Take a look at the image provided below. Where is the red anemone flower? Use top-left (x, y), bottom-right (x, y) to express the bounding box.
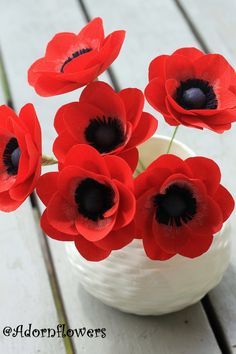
top-left (135, 154), bottom-right (234, 260)
top-left (37, 144), bottom-right (136, 261)
top-left (0, 104), bottom-right (41, 211)
top-left (145, 47), bottom-right (236, 133)
top-left (53, 81), bottom-right (158, 171)
top-left (28, 18), bottom-right (125, 96)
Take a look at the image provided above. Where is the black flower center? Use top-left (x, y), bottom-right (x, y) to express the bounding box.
top-left (3, 137), bottom-right (21, 176)
top-left (84, 116), bottom-right (125, 153)
top-left (75, 178), bottom-right (115, 221)
top-left (154, 183), bottom-right (197, 227)
top-left (176, 79), bottom-right (217, 110)
top-left (60, 48), bottom-right (92, 73)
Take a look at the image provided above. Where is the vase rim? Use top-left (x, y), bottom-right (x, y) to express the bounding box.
top-left (153, 133), bottom-right (196, 157)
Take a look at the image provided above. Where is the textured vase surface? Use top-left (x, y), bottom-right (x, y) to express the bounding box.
top-left (65, 135), bottom-right (231, 315)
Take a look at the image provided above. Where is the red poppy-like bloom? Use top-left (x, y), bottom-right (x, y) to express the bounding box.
top-left (53, 81), bottom-right (158, 171)
top-left (145, 47), bottom-right (236, 133)
top-left (0, 104), bottom-right (41, 212)
top-left (135, 154), bottom-right (234, 260)
top-left (37, 144), bottom-right (136, 261)
top-left (28, 18), bottom-right (125, 97)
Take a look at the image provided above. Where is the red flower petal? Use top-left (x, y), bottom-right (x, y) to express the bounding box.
top-left (97, 30), bottom-right (126, 72)
top-left (45, 32), bottom-right (77, 59)
top-left (36, 172), bottom-right (59, 206)
top-left (28, 58), bottom-right (61, 86)
top-left (95, 221), bottom-right (135, 250)
top-left (80, 81), bottom-right (126, 124)
top-left (64, 144), bottom-right (110, 177)
top-left (143, 234), bottom-right (174, 260)
top-left (0, 170), bottom-right (15, 193)
top-left (178, 232), bottom-right (213, 258)
top-left (41, 67), bottom-right (102, 96)
top-left (77, 17), bottom-right (104, 46)
top-left (118, 88), bottom-right (144, 129)
top-left (127, 112), bottom-right (158, 148)
top-left (54, 102), bottom-right (72, 134)
top-left (149, 55), bottom-right (168, 81)
top-left (145, 78), bottom-right (170, 116)
top-left (10, 162), bottom-right (41, 201)
top-left (19, 104), bottom-right (41, 150)
top-left (189, 196), bottom-right (223, 235)
top-left (135, 168), bottom-right (171, 199)
top-left (53, 131), bottom-right (78, 163)
top-left (62, 102), bottom-right (104, 142)
top-left (32, 75), bottom-right (77, 96)
top-left (15, 133), bottom-right (39, 184)
top-left (117, 148), bottom-right (139, 173)
top-left (214, 185), bottom-right (235, 222)
top-left (135, 188), bottom-right (157, 237)
top-left (0, 191), bottom-right (22, 212)
top-left (47, 193), bottom-right (78, 235)
top-left (41, 209), bottom-right (74, 241)
top-left (103, 155), bottom-right (134, 190)
top-left (172, 47), bottom-right (204, 62)
top-left (202, 110), bottom-right (236, 124)
top-left (165, 54), bottom-right (194, 81)
top-left (147, 154), bottom-right (192, 176)
top-left (75, 212), bottom-right (116, 241)
top-left (185, 157), bottom-right (221, 195)
top-left (62, 49), bottom-right (99, 74)
top-left (163, 113), bottom-right (181, 126)
top-left (194, 54), bottom-right (234, 85)
top-left (216, 88), bottom-right (236, 110)
top-left (113, 180), bottom-right (136, 229)
top-left (153, 217), bottom-right (192, 254)
top-left (74, 235), bottom-right (111, 261)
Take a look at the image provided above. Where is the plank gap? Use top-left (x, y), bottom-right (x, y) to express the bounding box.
top-left (0, 50), bottom-right (14, 106)
top-left (30, 193), bottom-right (76, 354)
top-left (201, 295), bottom-right (233, 354)
top-left (77, 0), bottom-right (121, 91)
top-left (173, 0), bottom-right (210, 53)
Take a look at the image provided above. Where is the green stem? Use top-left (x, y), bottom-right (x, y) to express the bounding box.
top-left (42, 155), bottom-right (58, 166)
top-left (166, 126), bottom-right (179, 154)
top-left (138, 159), bottom-right (145, 171)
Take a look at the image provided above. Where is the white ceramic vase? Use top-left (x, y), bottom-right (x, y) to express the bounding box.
top-left (65, 135), bottom-right (231, 315)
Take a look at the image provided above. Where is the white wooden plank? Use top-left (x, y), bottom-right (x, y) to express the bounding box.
top-left (173, 1), bottom-right (236, 351)
top-left (0, 59), bottom-right (66, 353)
top-left (0, 0), bottom-right (224, 353)
top-left (0, 203), bottom-right (66, 354)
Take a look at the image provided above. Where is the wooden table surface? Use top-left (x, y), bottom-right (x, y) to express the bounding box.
top-left (0, 0), bottom-right (235, 353)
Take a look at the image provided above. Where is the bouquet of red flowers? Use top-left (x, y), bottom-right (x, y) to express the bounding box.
top-left (0, 18), bottom-right (234, 262)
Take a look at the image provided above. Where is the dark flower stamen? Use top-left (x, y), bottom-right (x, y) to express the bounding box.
top-left (75, 178), bottom-right (115, 221)
top-left (3, 137), bottom-right (21, 176)
top-left (154, 184), bottom-right (197, 227)
top-left (176, 79), bottom-right (217, 110)
top-left (84, 116), bottom-right (125, 153)
top-left (60, 48), bottom-right (92, 73)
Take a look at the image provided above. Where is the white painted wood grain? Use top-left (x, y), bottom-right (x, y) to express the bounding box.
top-left (0, 201), bottom-right (66, 354)
top-left (0, 0), bottom-right (225, 352)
